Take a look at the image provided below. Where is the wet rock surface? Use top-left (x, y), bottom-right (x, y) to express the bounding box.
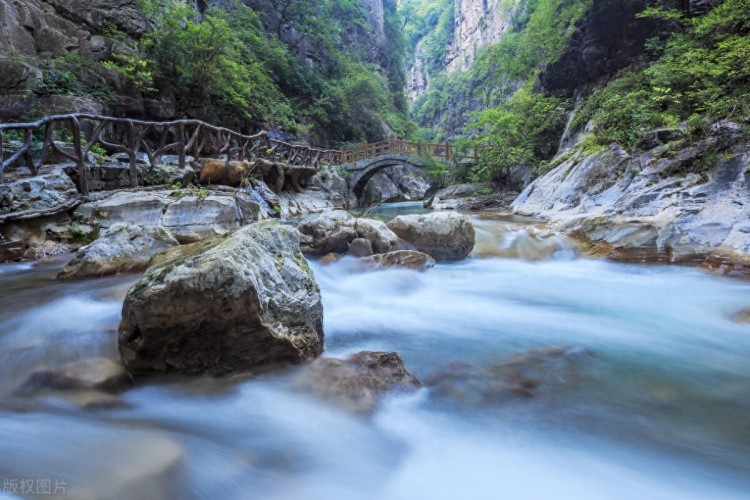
top-left (360, 250), bottom-right (436, 271)
top-left (290, 351), bottom-right (421, 412)
top-left (513, 130), bottom-right (750, 272)
top-left (297, 211), bottom-right (400, 256)
top-left (58, 223), bottom-right (179, 280)
top-left (425, 346), bottom-right (591, 406)
top-left (118, 222), bottom-right (324, 375)
top-left (18, 357), bottom-right (131, 395)
top-left (387, 211), bottom-right (475, 261)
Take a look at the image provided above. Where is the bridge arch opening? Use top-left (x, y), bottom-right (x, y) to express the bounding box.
top-left (349, 156), bottom-right (428, 203)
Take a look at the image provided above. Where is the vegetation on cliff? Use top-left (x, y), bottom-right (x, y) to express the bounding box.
top-left (407, 0), bottom-right (749, 184)
top-left (92, 0), bottom-right (412, 144)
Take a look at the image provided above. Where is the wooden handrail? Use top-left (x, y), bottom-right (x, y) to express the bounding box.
top-left (0, 114), bottom-right (342, 194)
top-left (0, 114), bottom-right (479, 196)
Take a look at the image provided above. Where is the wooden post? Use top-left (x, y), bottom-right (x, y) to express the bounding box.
top-left (71, 118), bottom-right (89, 195)
top-left (445, 142), bottom-right (451, 161)
top-left (363, 140), bottom-right (368, 160)
top-left (0, 130), bottom-right (4, 181)
top-left (23, 129), bottom-right (36, 174)
top-left (193, 125), bottom-right (201, 162)
top-left (178, 123), bottom-right (186, 169)
top-left (127, 121), bottom-right (138, 188)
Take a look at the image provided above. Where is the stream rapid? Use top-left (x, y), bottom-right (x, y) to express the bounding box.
top-left (1, 202), bottom-right (750, 499)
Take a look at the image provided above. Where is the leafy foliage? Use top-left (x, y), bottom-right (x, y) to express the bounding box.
top-left (102, 0), bottom-right (412, 143)
top-left (471, 84), bottom-right (568, 182)
top-left (575, 0), bottom-right (750, 150)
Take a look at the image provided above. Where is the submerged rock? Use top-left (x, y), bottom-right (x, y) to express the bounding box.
top-left (387, 212), bottom-right (475, 261)
top-left (425, 346), bottom-right (590, 406)
top-left (118, 222), bottom-right (324, 375)
top-left (18, 357), bottom-right (131, 395)
top-left (361, 250), bottom-right (436, 271)
top-left (291, 351), bottom-right (421, 412)
top-left (318, 252), bottom-right (343, 265)
top-left (58, 223), bottom-right (179, 280)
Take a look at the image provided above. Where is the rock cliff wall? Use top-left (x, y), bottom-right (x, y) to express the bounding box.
top-left (445, 0), bottom-right (518, 73)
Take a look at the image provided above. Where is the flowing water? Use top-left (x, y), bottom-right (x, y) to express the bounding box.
top-left (1, 202), bottom-right (750, 499)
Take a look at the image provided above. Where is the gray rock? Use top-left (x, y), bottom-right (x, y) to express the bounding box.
top-left (17, 357), bottom-right (130, 395)
top-left (118, 222), bottom-right (324, 375)
top-left (425, 183), bottom-right (515, 211)
top-left (58, 223), bottom-right (179, 280)
top-left (290, 351), bottom-right (421, 412)
top-left (361, 250), bottom-right (436, 271)
top-left (0, 166), bottom-right (79, 218)
top-left (387, 212), bottom-right (476, 261)
top-left (354, 218), bottom-right (399, 253)
top-left (76, 189), bottom-right (261, 243)
top-left (361, 165), bottom-right (430, 205)
top-left (161, 194), bottom-right (243, 243)
top-left (297, 211), bottom-right (401, 256)
top-left (297, 210), bottom-right (357, 255)
top-left (348, 238), bottom-right (374, 257)
top-left (512, 140), bottom-right (750, 271)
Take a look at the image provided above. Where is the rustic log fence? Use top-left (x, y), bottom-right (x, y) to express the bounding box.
top-left (0, 114), bottom-right (478, 195)
top-left (0, 114), bottom-right (341, 195)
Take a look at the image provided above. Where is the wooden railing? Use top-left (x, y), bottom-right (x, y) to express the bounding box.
top-left (0, 114), bottom-right (341, 195)
top-left (0, 114), bottom-right (477, 195)
top-left (339, 137), bottom-right (478, 165)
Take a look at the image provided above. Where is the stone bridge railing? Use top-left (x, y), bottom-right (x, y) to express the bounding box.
top-left (0, 114), bottom-right (341, 195)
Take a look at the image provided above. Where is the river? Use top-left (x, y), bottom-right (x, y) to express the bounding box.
top-left (1, 202), bottom-right (749, 499)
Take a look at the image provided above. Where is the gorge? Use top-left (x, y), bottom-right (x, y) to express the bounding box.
top-left (1, 0), bottom-right (750, 498)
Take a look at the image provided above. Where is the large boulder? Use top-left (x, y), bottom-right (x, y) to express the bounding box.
top-left (361, 165), bottom-right (431, 205)
top-left (58, 223), bottom-right (179, 280)
top-left (425, 183), bottom-right (516, 211)
top-left (387, 212), bottom-right (475, 261)
top-left (290, 351), bottom-right (421, 412)
top-left (118, 222), bottom-right (324, 375)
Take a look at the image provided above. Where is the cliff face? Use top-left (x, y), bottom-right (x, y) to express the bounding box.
top-left (0, 0), bottom-right (147, 118)
top-left (445, 0), bottom-right (519, 73)
top-left (537, 0), bottom-right (675, 97)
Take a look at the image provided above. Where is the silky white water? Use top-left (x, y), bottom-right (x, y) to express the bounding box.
top-left (1, 205), bottom-right (749, 499)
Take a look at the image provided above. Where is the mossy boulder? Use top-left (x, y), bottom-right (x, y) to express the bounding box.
top-left (118, 222), bottom-right (324, 375)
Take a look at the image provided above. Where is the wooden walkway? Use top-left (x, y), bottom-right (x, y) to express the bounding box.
top-left (0, 114), bottom-right (477, 194)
